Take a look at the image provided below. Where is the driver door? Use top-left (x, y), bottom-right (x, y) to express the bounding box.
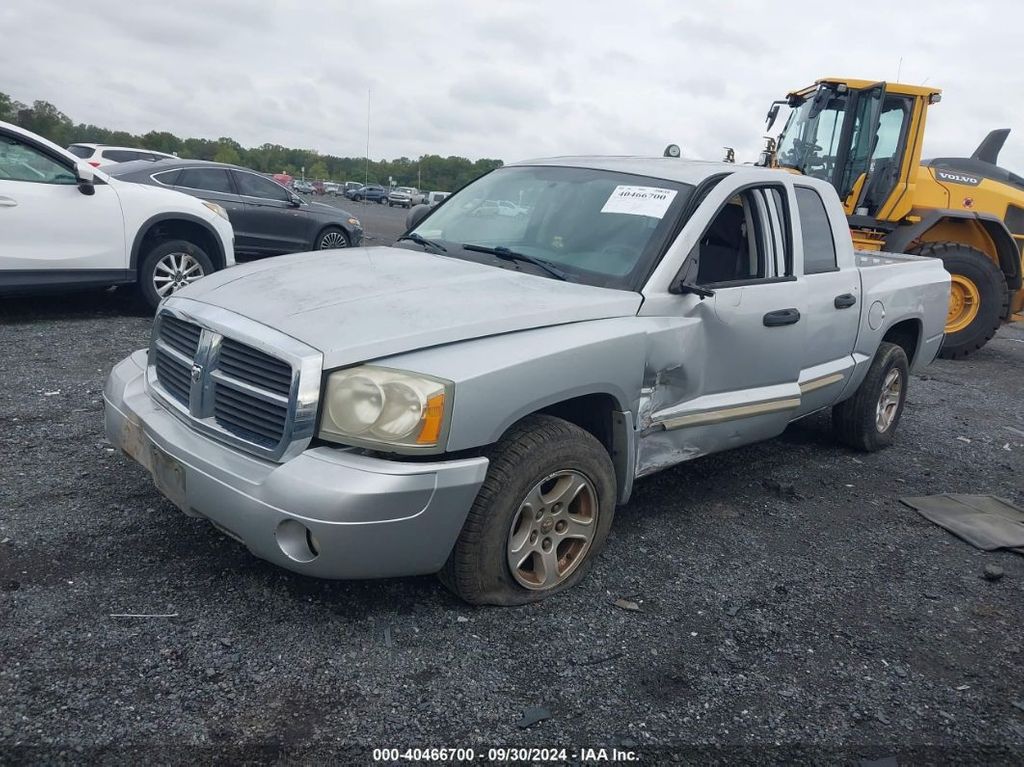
top-left (639, 182), bottom-right (805, 462)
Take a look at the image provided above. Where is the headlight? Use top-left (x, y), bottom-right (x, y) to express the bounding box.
top-left (318, 366), bottom-right (451, 450)
top-left (202, 201), bottom-right (230, 221)
top-left (347, 217), bottom-right (361, 227)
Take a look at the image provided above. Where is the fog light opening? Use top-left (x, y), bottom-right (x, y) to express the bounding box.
top-left (275, 519), bottom-right (320, 563)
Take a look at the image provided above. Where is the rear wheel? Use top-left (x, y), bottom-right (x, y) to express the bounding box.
top-left (138, 239), bottom-right (213, 310)
top-left (910, 242), bottom-right (1008, 359)
top-left (832, 342), bottom-right (909, 451)
top-left (440, 415), bottom-right (616, 605)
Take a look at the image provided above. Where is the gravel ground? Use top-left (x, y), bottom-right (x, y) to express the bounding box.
top-left (2, 211), bottom-right (1023, 763)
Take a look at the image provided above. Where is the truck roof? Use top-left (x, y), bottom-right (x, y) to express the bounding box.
top-left (509, 156), bottom-right (772, 186)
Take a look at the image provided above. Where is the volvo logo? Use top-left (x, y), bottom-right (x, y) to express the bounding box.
top-left (190, 364), bottom-right (203, 383)
top-left (936, 169), bottom-right (981, 187)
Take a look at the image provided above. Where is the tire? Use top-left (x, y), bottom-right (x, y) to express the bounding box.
top-left (353, 195), bottom-right (362, 202)
top-left (440, 414), bottom-right (616, 606)
top-left (378, 197), bottom-right (387, 205)
top-left (138, 239), bottom-right (214, 311)
top-left (910, 242), bottom-right (1008, 359)
top-left (832, 342), bottom-right (910, 452)
top-left (314, 227), bottom-right (349, 250)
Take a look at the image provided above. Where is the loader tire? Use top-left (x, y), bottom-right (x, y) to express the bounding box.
top-left (911, 242), bottom-right (1007, 359)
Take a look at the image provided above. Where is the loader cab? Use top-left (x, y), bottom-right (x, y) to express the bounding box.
top-left (770, 78), bottom-right (940, 224)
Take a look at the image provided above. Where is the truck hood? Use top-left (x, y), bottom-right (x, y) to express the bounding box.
top-left (177, 247), bottom-right (642, 367)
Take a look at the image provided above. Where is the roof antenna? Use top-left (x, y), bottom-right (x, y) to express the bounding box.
top-left (663, 144), bottom-right (681, 158)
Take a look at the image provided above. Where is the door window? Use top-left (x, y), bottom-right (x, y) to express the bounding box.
top-left (795, 187), bottom-right (838, 274)
top-left (0, 135), bottom-right (76, 184)
top-left (695, 186), bottom-right (788, 285)
top-left (103, 149), bottom-right (145, 163)
top-left (177, 167), bottom-right (235, 194)
top-left (234, 171), bottom-right (291, 201)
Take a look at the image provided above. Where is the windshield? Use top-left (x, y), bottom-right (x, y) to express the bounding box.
top-left (776, 86), bottom-right (847, 181)
top-left (403, 165), bottom-right (693, 290)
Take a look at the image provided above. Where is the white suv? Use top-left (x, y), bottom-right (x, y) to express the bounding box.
top-left (1, 121), bottom-right (234, 309)
top-left (68, 143), bottom-right (177, 167)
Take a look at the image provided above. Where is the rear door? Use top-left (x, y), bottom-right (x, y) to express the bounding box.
top-left (172, 166), bottom-right (246, 238)
top-left (792, 185), bottom-right (861, 415)
top-left (231, 170), bottom-right (311, 255)
top-left (0, 128), bottom-right (126, 279)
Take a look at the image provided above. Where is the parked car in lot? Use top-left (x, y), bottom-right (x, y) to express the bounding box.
top-left (105, 159), bottom-right (363, 258)
top-left (292, 179), bottom-right (315, 194)
top-left (387, 186), bottom-right (425, 207)
top-left (104, 157), bottom-right (949, 605)
top-left (323, 182), bottom-right (339, 195)
top-left (347, 184), bottom-right (388, 203)
top-left (342, 181), bottom-right (363, 196)
top-left (1, 121), bottom-right (234, 309)
top-left (67, 143), bottom-right (177, 167)
top-left (426, 191), bottom-right (451, 206)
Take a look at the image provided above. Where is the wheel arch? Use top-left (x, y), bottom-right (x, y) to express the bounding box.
top-left (496, 391), bottom-right (636, 505)
top-left (131, 214), bottom-right (226, 273)
top-left (314, 223), bottom-right (348, 248)
top-left (880, 317), bottom-right (923, 366)
top-left (885, 209), bottom-right (1021, 295)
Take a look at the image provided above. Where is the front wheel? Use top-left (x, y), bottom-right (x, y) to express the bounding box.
top-left (832, 342), bottom-right (909, 452)
top-left (138, 239), bottom-right (214, 310)
top-left (910, 242), bottom-right (1008, 359)
top-left (440, 415), bottom-right (616, 605)
top-left (315, 227), bottom-right (349, 250)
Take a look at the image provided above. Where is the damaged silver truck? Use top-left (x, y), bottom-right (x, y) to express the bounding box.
top-left (104, 157), bottom-right (950, 605)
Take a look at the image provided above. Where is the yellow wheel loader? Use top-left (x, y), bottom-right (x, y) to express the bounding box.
top-left (760, 77), bottom-right (1024, 358)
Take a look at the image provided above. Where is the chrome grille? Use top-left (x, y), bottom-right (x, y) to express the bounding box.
top-left (218, 338), bottom-right (292, 396)
top-left (159, 316), bottom-right (201, 358)
top-left (213, 380), bottom-right (289, 446)
top-left (147, 301), bottom-right (322, 462)
top-left (154, 348), bottom-right (191, 406)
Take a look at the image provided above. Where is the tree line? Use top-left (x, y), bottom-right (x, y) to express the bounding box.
top-left (1, 93), bottom-right (503, 191)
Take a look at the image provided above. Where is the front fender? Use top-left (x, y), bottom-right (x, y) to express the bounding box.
top-left (373, 317), bottom-right (650, 451)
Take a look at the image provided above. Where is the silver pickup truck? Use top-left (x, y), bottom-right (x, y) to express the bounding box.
top-left (104, 157), bottom-right (950, 605)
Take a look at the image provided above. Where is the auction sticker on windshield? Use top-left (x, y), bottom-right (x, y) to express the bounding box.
top-left (601, 185), bottom-right (677, 218)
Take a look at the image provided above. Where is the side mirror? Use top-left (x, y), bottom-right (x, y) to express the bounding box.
top-left (288, 194), bottom-right (302, 207)
top-left (668, 250), bottom-right (715, 298)
top-left (75, 161), bottom-right (96, 196)
top-left (406, 204), bottom-right (431, 230)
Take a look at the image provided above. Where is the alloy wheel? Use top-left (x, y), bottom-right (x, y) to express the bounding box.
top-left (875, 368), bottom-right (902, 432)
top-left (506, 470), bottom-right (598, 590)
top-left (152, 252), bottom-right (204, 298)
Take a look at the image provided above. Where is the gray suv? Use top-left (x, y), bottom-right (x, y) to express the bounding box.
top-left (107, 159), bottom-right (363, 258)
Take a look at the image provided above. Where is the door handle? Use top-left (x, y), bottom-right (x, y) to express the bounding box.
top-left (834, 293), bottom-right (857, 309)
top-left (763, 308), bottom-right (801, 327)
top-left (0, 196), bottom-right (17, 208)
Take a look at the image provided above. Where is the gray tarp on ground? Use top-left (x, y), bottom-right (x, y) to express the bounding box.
top-left (900, 494), bottom-right (1024, 554)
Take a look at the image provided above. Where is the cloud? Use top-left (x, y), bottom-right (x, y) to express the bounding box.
top-left (0, 0), bottom-right (1021, 169)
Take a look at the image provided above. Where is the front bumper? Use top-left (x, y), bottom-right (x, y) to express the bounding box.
top-left (103, 350), bottom-right (488, 579)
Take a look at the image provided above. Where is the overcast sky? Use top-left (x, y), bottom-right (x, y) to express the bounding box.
top-left (3, 0), bottom-right (1023, 168)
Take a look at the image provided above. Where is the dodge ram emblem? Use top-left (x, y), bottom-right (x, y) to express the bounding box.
top-left (190, 364), bottom-right (203, 383)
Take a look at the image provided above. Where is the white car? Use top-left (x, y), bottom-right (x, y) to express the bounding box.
top-left (1, 121), bottom-right (235, 309)
top-left (67, 143), bottom-right (177, 167)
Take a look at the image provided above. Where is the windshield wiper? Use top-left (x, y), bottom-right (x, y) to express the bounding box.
top-left (397, 233), bottom-right (447, 253)
top-left (462, 244), bottom-right (568, 281)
